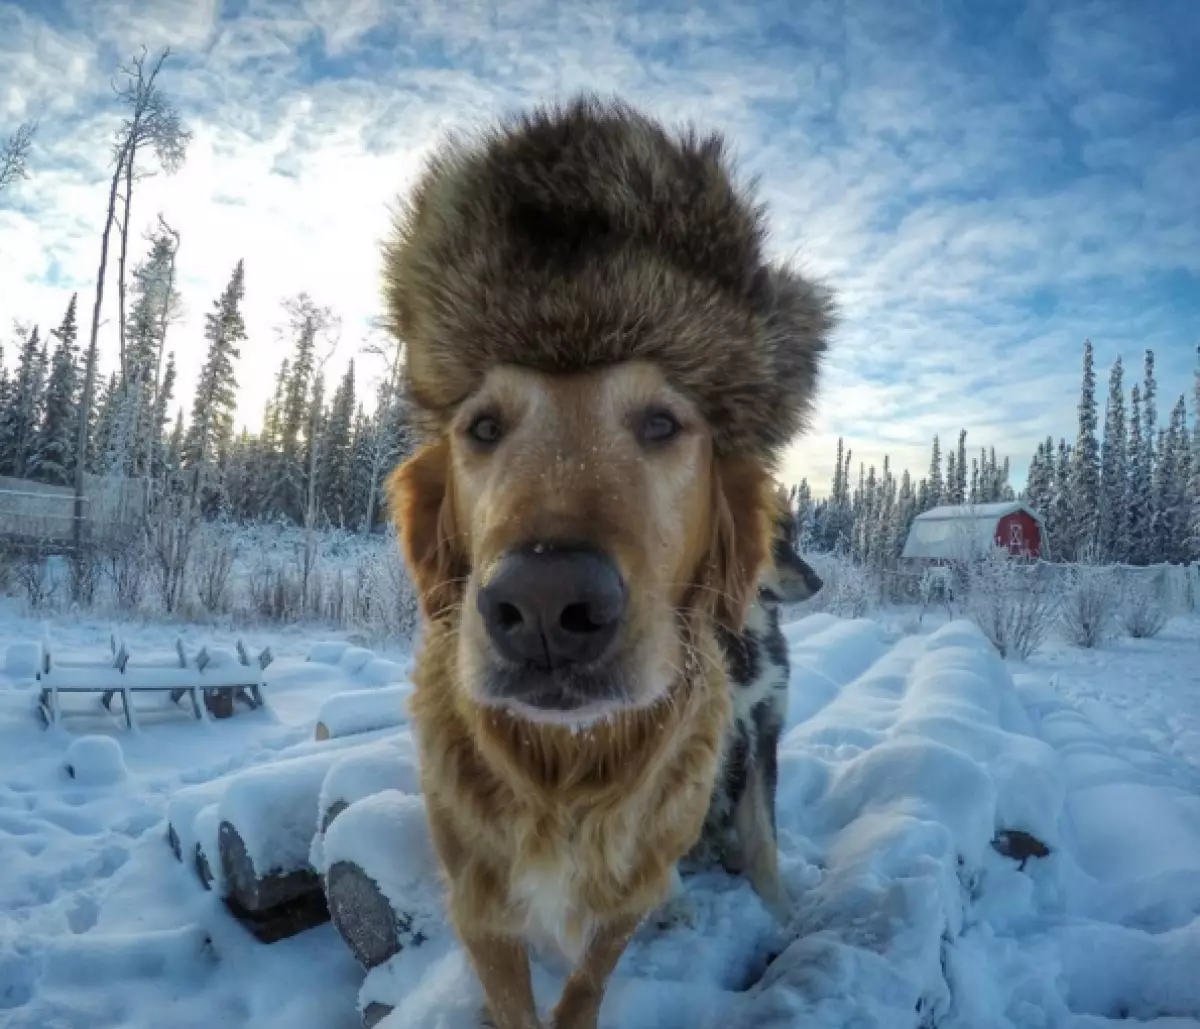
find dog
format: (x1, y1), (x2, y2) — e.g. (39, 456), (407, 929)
(385, 97), (835, 1029)
(675, 487), (823, 923)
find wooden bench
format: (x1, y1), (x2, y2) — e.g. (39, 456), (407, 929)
(37, 634), (273, 730)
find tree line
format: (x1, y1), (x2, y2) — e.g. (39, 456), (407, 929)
(794, 341), (1200, 569)
(1, 47), (414, 537)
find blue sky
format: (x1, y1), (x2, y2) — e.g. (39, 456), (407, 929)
(0, 0), (1196, 493)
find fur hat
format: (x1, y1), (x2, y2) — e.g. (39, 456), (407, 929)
(382, 95), (836, 466)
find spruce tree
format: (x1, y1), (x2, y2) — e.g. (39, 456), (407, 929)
(1152, 396), (1189, 563)
(274, 298), (321, 523)
(149, 352), (176, 482)
(946, 451), (958, 506)
(1067, 339), (1101, 558)
(184, 260), (245, 513)
(1049, 439), (1072, 561)
(29, 295), (81, 486)
(1098, 357), (1128, 562)
(322, 361), (357, 527)
(1127, 384), (1152, 565)
(0, 325), (47, 479)
(1191, 346), (1200, 561)
(926, 435), (943, 509)
(350, 404), (376, 531)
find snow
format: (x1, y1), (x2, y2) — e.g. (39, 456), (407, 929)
(64, 735), (128, 785)
(2, 601), (1200, 1029)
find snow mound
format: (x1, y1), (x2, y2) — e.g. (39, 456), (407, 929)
(4, 639), (43, 680)
(357, 658), (409, 688)
(64, 735), (127, 785)
(338, 647), (376, 675)
(307, 641), (351, 665)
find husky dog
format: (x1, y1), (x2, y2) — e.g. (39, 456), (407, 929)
(679, 489), (823, 922)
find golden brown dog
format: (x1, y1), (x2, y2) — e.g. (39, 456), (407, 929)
(384, 97), (834, 1029)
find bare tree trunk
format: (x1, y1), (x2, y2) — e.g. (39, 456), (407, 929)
(117, 146), (134, 382)
(74, 141), (129, 552)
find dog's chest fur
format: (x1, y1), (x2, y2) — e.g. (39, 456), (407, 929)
(510, 847), (600, 967)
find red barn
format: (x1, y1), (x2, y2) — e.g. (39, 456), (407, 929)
(901, 502), (1047, 562)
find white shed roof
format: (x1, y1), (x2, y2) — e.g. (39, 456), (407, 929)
(901, 502), (1044, 560)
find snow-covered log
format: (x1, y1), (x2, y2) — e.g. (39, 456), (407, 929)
(166, 779), (229, 861)
(310, 737), (420, 873)
(216, 750), (350, 924)
(193, 804), (221, 892)
(323, 790), (442, 969)
(314, 685), (410, 741)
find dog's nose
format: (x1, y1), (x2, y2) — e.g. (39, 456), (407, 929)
(477, 547), (626, 670)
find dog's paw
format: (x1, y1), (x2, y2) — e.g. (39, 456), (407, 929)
(652, 891), (698, 931)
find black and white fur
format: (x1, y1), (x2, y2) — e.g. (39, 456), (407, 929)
(673, 495), (823, 923)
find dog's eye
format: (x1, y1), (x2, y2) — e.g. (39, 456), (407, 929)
(637, 409), (681, 445)
(467, 414), (503, 446)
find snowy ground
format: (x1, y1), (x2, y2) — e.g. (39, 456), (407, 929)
(1, 598), (1199, 1029)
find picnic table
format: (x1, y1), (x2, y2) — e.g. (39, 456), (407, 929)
(36, 633), (273, 730)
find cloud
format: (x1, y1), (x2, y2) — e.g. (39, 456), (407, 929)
(0, 0), (1195, 497)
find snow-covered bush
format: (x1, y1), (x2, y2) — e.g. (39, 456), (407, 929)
(1121, 570), (1169, 639)
(103, 534), (149, 613)
(359, 525), (420, 642)
(1059, 562), (1121, 648)
(806, 552), (876, 618)
(13, 545), (59, 610)
(963, 547), (1059, 659)
(145, 499), (195, 615)
(192, 526), (237, 614)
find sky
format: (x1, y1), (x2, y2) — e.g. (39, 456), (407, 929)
(0, 0), (1197, 495)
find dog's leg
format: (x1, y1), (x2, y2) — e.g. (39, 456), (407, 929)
(733, 714), (791, 924)
(653, 864), (698, 929)
(460, 931), (541, 1029)
(549, 913), (641, 1029)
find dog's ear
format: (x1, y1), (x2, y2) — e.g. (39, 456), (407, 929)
(386, 441), (466, 620)
(706, 456), (774, 632)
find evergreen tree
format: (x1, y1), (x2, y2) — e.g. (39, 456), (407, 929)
(322, 361), (357, 527)
(0, 325), (46, 478)
(890, 469), (917, 563)
(1025, 437), (1054, 519)
(86, 372), (121, 474)
(273, 296), (322, 523)
(302, 371), (327, 526)
(1048, 439), (1072, 561)
(1098, 357), (1128, 563)
(1067, 338), (1101, 558)
(1152, 396), (1189, 563)
(149, 352), (176, 481)
(951, 429), (967, 504)
(946, 451), (958, 506)
(184, 260), (245, 513)
(1191, 346), (1200, 561)
(926, 435), (943, 510)
(107, 230), (181, 477)
(1127, 384), (1152, 564)
(349, 404), (376, 531)
(29, 296), (81, 486)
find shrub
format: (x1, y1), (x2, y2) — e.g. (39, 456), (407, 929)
(1121, 571), (1169, 639)
(964, 548), (1059, 659)
(1059, 563), (1121, 648)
